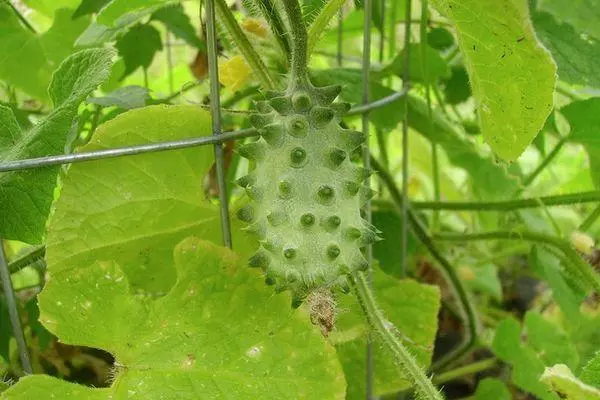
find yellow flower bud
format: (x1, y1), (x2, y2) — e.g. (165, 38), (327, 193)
(218, 55), (250, 92)
(242, 18), (269, 38)
(571, 231), (595, 255)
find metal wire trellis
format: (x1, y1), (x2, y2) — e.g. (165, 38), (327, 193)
(0, 0), (411, 393)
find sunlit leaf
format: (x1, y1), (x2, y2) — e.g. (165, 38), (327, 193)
(430, 0), (557, 161)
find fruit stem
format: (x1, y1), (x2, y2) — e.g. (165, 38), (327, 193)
(281, 0), (309, 83)
(351, 271), (444, 400)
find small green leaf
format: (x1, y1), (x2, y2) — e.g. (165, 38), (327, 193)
(151, 4), (205, 49)
(0, 5), (90, 100)
(88, 85), (149, 109)
(116, 23), (163, 78)
(560, 98), (600, 188)
(540, 364), (600, 400)
(430, 0), (557, 161)
(459, 263), (502, 302)
(442, 65), (471, 104)
(372, 210), (418, 277)
(386, 44), (451, 83)
(0, 48), (115, 243)
(474, 378), (511, 400)
(333, 269), (440, 398)
(2, 239), (345, 399)
(428, 27), (455, 51)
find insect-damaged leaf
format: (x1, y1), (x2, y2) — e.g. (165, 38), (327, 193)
(430, 0), (557, 161)
(1, 239), (346, 399)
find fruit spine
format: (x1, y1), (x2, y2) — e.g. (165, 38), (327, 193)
(236, 74), (380, 307)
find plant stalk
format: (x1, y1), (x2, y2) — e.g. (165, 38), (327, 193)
(351, 271), (443, 400)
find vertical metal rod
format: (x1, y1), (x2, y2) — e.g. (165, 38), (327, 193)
(0, 242), (32, 374)
(361, 0), (374, 398)
(400, 0), (412, 279)
(337, 7), (344, 67)
(205, 0), (233, 249)
(165, 31), (175, 94)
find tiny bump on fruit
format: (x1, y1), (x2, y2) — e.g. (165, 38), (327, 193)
(264, 90), (281, 99)
(242, 221), (266, 237)
(255, 100), (273, 113)
(261, 123), (285, 147)
(269, 96), (293, 114)
(238, 142), (265, 161)
(236, 174), (256, 188)
(278, 179), (293, 199)
(352, 255), (369, 272)
(267, 211), (287, 226)
(249, 250), (270, 268)
(326, 244), (341, 260)
(292, 91), (312, 112)
(236, 205), (254, 222)
(283, 248), (297, 260)
(245, 185), (262, 201)
(336, 276), (351, 294)
(315, 84), (342, 104)
(344, 227), (362, 241)
(300, 213), (315, 226)
(287, 115), (309, 137)
(326, 147), (347, 169)
(331, 102), (351, 116)
(343, 180), (360, 197)
(317, 185), (335, 205)
(249, 113), (273, 128)
(290, 147), (308, 168)
(323, 215), (341, 231)
(309, 106), (334, 127)
(340, 129), (366, 151)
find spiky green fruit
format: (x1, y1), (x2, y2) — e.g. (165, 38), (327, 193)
(238, 79), (380, 305)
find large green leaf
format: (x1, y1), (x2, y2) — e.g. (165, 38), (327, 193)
(560, 98), (600, 188)
(151, 4), (205, 49)
(44, 105), (253, 294)
(430, 0), (557, 161)
(0, 5), (90, 100)
(581, 352), (600, 388)
(0, 48), (115, 243)
(493, 312), (578, 399)
(332, 269), (440, 398)
(21, 0), (79, 16)
(2, 238), (346, 399)
(533, 11), (600, 89)
(537, 0), (600, 41)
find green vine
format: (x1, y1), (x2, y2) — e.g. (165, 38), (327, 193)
(433, 230), (600, 293)
(351, 271), (444, 400)
(215, 0), (276, 89)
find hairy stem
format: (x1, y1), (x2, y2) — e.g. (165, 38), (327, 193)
(351, 271), (443, 400)
(307, 0), (347, 58)
(370, 156), (479, 371)
(6, 1), (37, 33)
(215, 0), (275, 89)
(7, 245), (45, 274)
(433, 231), (600, 293)
(281, 0), (308, 80)
(251, 0), (291, 61)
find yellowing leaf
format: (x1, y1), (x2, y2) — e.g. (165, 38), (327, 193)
(218, 55), (250, 92)
(430, 0), (557, 161)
